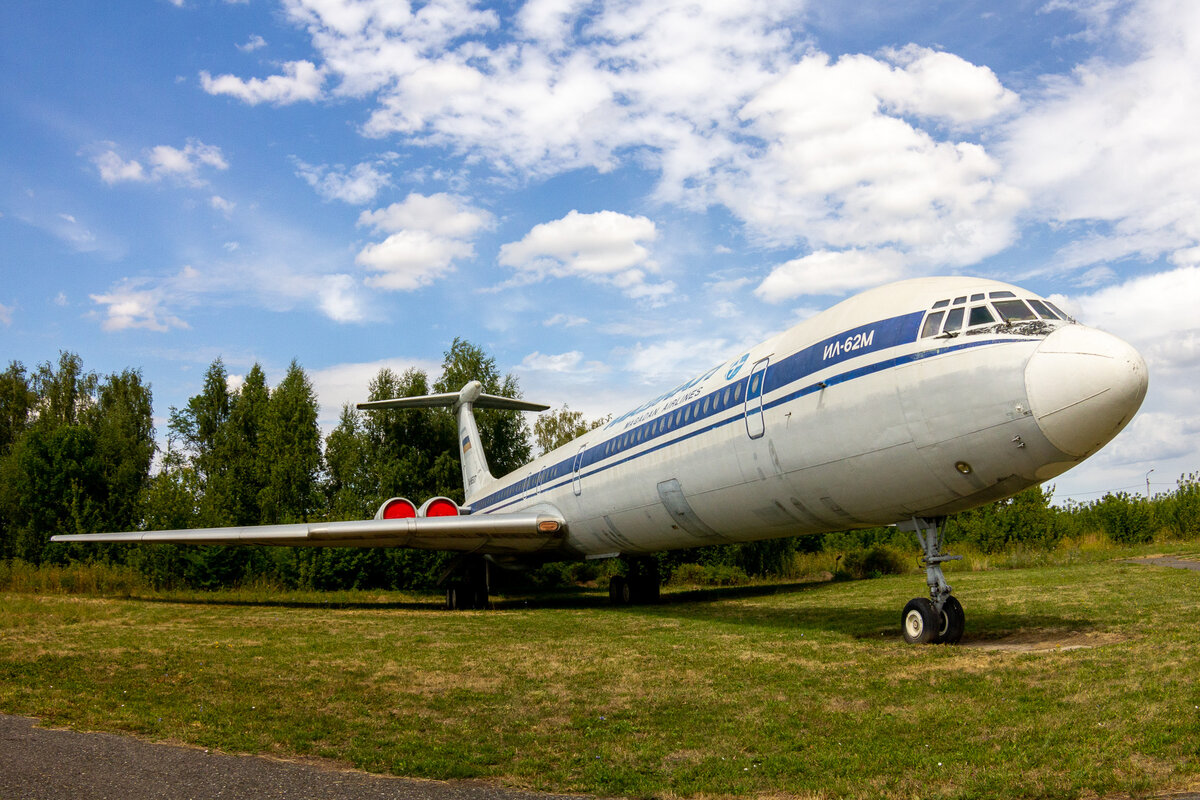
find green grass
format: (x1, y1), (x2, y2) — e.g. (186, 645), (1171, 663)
(2, 550), (1199, 799)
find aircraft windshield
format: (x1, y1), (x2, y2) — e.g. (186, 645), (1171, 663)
(918, 290), (1071, 340)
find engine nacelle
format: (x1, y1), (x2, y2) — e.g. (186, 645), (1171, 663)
(418, 496), (460, 517)
(374, 497), (417, 520)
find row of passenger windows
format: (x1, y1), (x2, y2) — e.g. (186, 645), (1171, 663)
(602, 379), (747, 456)
(920, 290), (1069, 339)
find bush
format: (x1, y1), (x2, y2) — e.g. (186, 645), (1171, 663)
(1089, 491), (1156, 544)
(667, 562), (750, 587)
(1157, 473), (1200, 539)
(840, 545), (908, 579)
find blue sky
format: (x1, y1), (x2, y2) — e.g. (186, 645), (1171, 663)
(2, 0), (1197, 503)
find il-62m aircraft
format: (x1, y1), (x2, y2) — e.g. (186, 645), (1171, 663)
(54, 277), (1148, 644)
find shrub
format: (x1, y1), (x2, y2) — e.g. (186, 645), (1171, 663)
(1089, 491), (1156, 544)
(667, 562), (750, 587)
(840, 544), (908, 579)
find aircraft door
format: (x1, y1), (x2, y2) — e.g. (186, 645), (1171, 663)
(572, 444), (586, 496)
(744, 357), (769, 439)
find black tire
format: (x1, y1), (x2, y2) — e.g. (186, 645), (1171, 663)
(901, 597), (940, 644)
(609, 576), (631, 605)
(938, 596), (965, 644)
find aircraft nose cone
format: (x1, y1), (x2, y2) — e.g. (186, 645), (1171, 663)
(1024, 325), (1148, 458)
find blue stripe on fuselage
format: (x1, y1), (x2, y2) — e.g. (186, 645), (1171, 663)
(470, 312), (1010, 514)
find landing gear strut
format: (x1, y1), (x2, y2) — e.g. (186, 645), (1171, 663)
(608, 556), (661, 605)
(898, 517), (964, 644)
(444, 555), (490, 610)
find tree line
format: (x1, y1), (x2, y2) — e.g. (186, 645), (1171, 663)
(2, 346), (1198, 592)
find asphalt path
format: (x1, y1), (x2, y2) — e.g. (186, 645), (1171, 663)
(0, 714), (585, 800)
(1124, 556), (1200, 571)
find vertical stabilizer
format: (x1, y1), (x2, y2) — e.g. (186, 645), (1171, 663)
(454, 381), (495, 504)
(357, 381), (549, 508)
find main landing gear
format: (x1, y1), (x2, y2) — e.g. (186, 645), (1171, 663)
(444, 555), (490, 610)
(608, 556), (661, 605)
(898, 517), (965, 644)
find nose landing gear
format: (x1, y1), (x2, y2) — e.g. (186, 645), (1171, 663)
(899, 517), (964, 644)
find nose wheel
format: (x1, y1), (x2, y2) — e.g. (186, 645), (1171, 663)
(899, 517), (964, 644)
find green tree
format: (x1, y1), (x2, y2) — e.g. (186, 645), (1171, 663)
(0, 361), (35, 456)
(258, 360), (323, 524)
(533, 405), (610, 455)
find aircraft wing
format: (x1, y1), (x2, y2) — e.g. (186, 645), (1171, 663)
(50, 512), (567, 555)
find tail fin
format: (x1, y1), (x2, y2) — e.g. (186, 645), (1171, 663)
(357, 381), (548, 506)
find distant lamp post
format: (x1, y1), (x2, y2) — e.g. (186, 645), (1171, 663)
(1145, 467), (1155, 499)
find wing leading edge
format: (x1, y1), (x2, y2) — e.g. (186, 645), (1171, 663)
(50, 512), (567, 555)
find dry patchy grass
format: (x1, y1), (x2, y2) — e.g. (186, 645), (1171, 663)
(1, 556), (1198, 799)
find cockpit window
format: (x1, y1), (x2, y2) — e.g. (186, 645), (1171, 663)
(1026, 299), (1060, 320)
(993, 299), (1038, 322)
(932, 299), (949, 309)
(1044, 300), (1070, 320)
(920, 310), (945, 338)
(968, 305), (995, 326)
(943, 306), (965, 334)
(953, 296), (966, 305)
(970, 293), (984, 301)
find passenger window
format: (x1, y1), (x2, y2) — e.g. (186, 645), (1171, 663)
(943, 307), (964, 333)
(703, 396), (710, 414)
(1027, 299), (1060, 320)
(734, 382), (743, 401)
(723, 387), (731, 405)
(921, 311), (945, 338)
(993, 299), (1038, 322)
(968, 305), (995, 326)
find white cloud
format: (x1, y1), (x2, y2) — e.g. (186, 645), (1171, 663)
(544, 312), (588, 327)
(1001, 0), (1200, 275)
(238, 34), (267, 52)
(499, 210), (672, 299)
(91, 139), (228, 186)
(0, 301), (12, 326)
(294, 159), (391, 204)
(244, 0), (1029, 297)
(519, 350), (584, 372)
(756, 249), (906, 302)
(89, 274), (192, 333)
(309, 357), (442, 423)
(200, 60), (325, 105)
(354, 192), (492, 290)
(210, 195), (236, 216)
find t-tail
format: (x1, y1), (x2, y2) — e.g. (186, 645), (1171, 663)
(357, 381), (549, 507)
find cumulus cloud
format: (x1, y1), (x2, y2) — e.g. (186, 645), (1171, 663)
(210, 195), (236, 216)
(756, 249), (906, 302)
(90, 253), (370, 332)
(211, 0), (1034, 298)
(89, 273), (193, 333)
(90, 139), (228, 186)
(499, 210), (671, 299)
(294, 159), (391, 204)
(200, 60), (325, 105)
(1001, 0), (1200, 277)
(355, 193), (492, 290)
(238, 34), (267, 52)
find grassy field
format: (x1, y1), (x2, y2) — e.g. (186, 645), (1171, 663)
(2, 550), (1199, 799)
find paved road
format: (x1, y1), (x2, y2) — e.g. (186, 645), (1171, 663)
(0, 715), (584, 800)
(1124, 556), (1200, 571)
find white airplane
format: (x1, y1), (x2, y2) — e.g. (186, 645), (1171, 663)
(53, 276), (1148, 644)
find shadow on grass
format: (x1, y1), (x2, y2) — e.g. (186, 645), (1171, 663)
(122, 577), (1097, 642)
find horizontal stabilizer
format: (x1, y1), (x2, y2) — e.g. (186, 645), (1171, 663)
(357, 393), (548, 413)
(51, 512), (567, 555)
